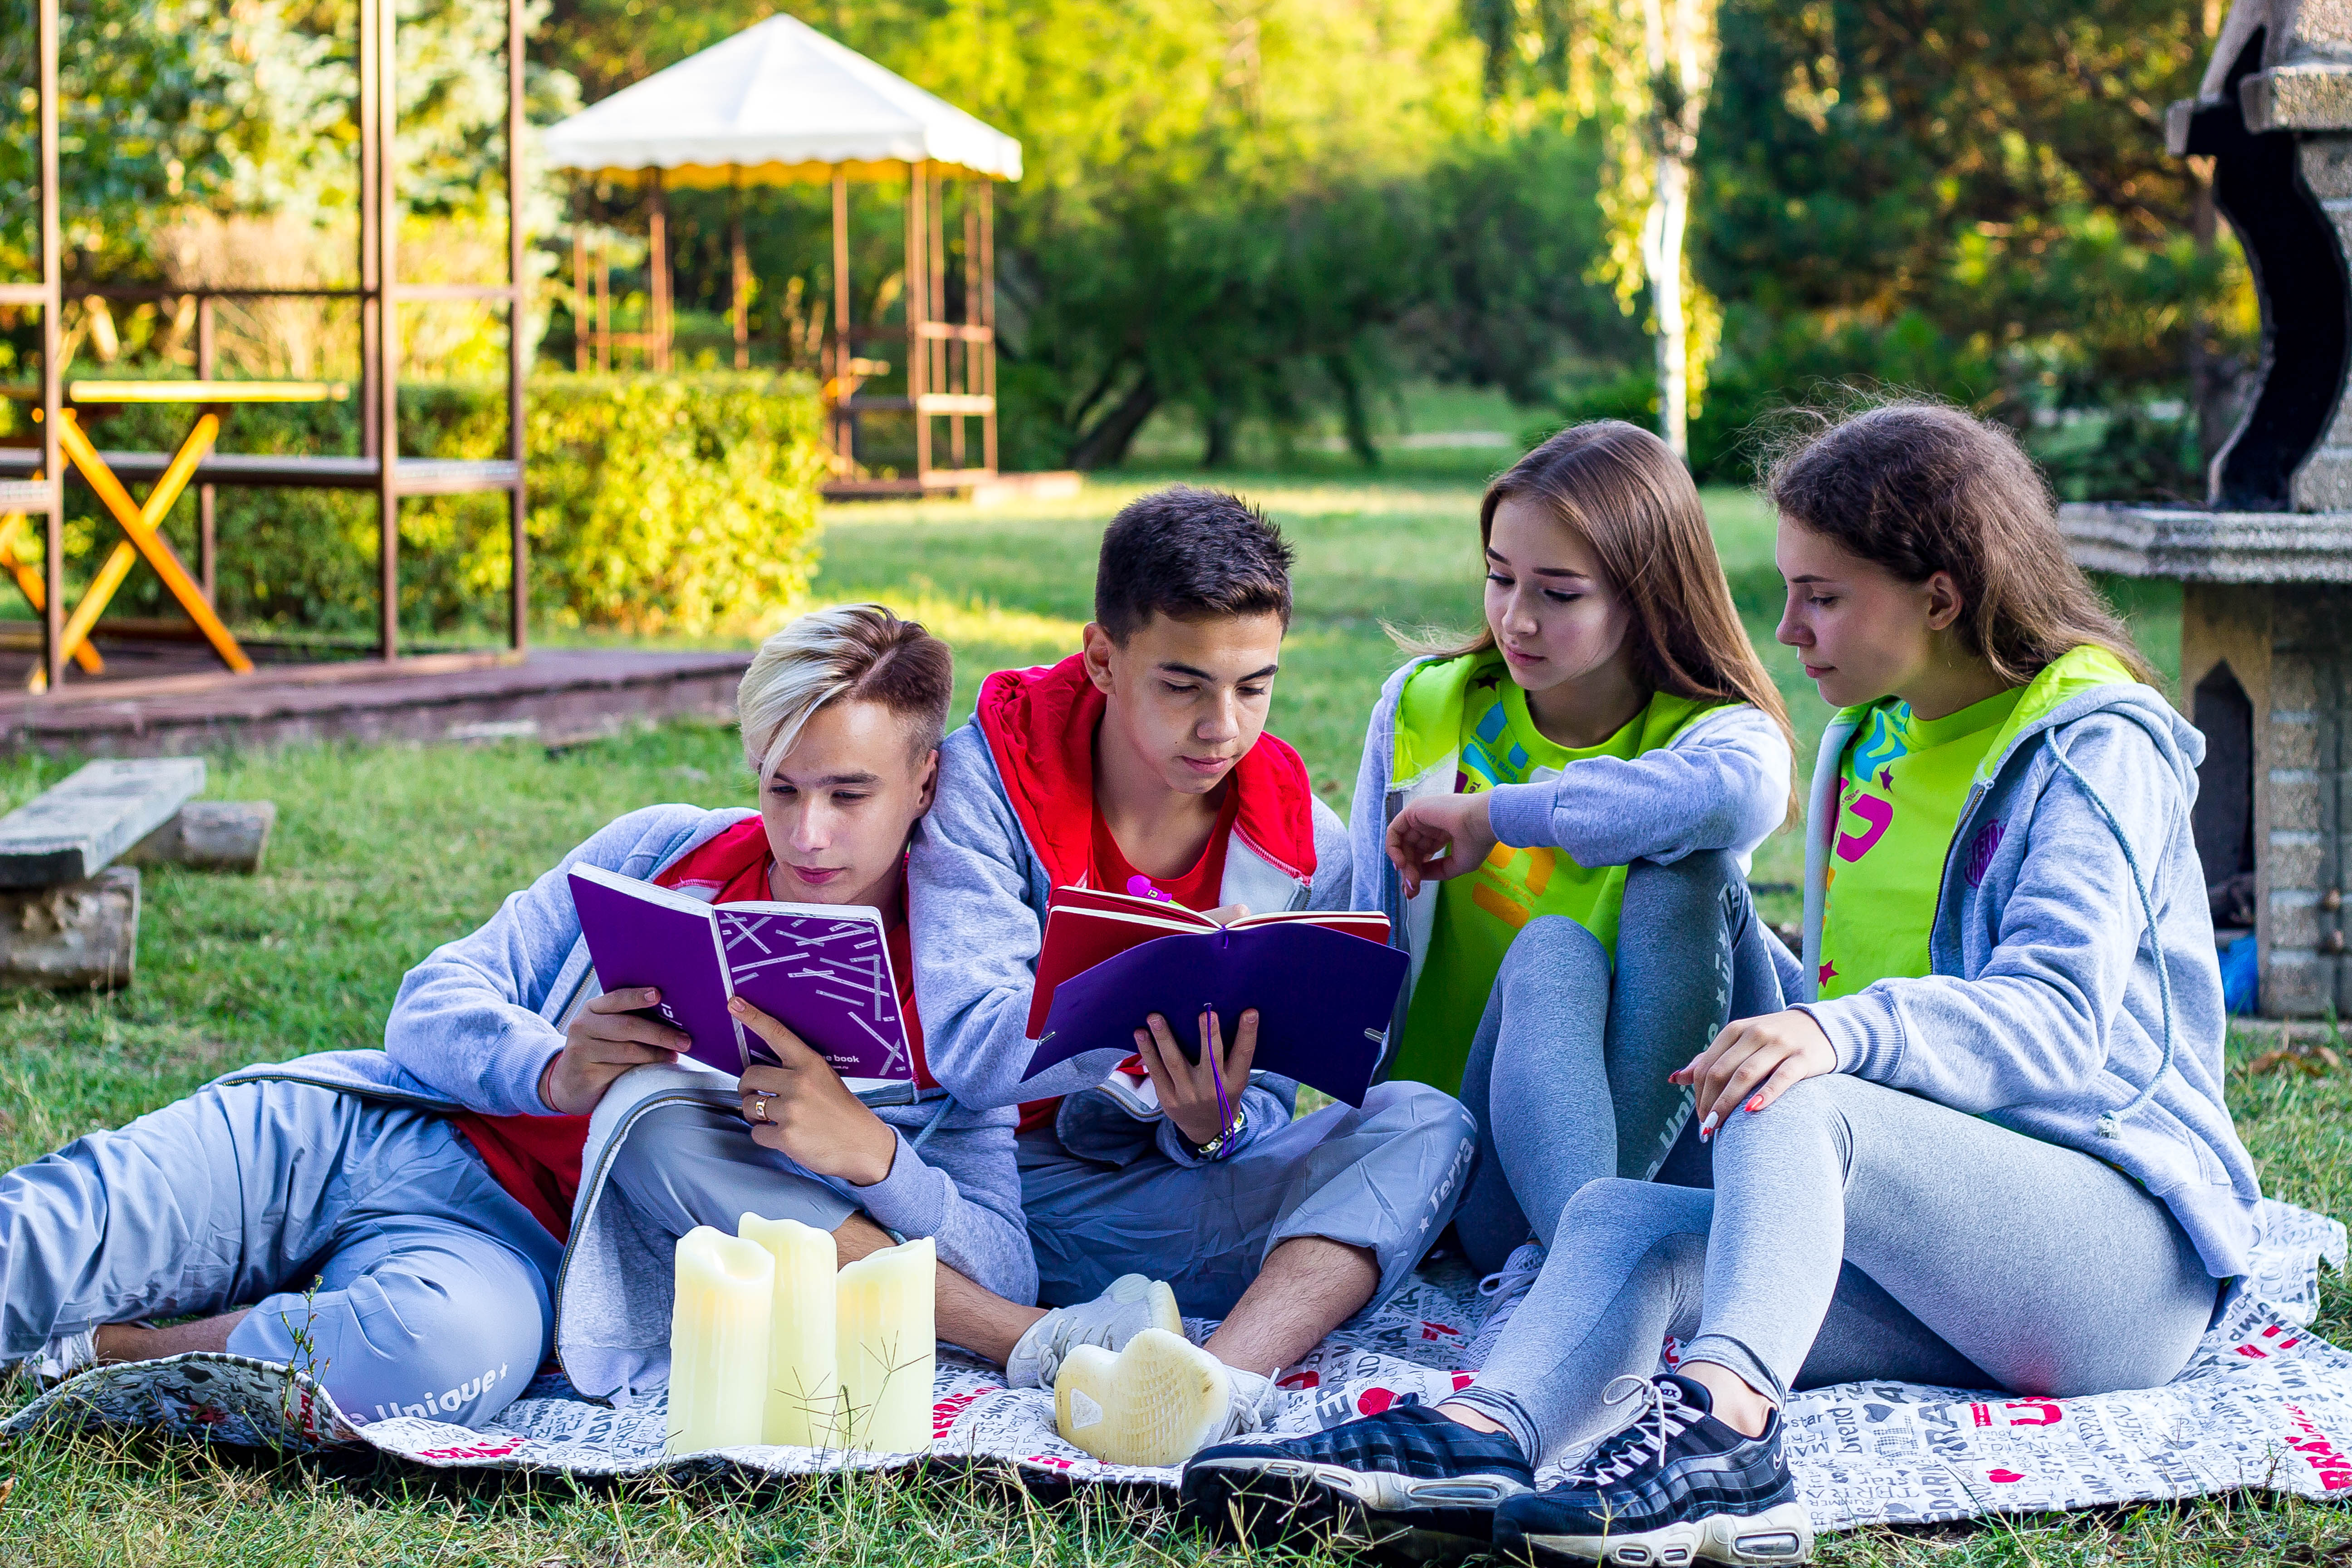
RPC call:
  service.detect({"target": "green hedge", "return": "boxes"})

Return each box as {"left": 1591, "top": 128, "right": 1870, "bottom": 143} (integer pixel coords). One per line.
{"left": 6, "top": 372, "right": 827, "bottom": 639}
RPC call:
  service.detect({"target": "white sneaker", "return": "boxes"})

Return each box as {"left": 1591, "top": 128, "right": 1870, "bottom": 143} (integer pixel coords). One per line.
{"left": 1053, "top": 1327, "right": 1282, "bottom": 1467}
{"left": 15, "top": 1326, "right": 97, "bottom": 1390}
{"left": 1006, "top": 1274, "right": 1182, "bottom": 1389}
{"left": 1461, "top": 1241, "right": 1546, "bottom": 1370}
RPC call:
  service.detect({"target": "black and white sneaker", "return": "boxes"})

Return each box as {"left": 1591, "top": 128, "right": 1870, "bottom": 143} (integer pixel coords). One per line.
{"left": 1182, "top": 1402, "right": 1534, "bottom": 1562}
{"left": 1493, "top": 1374, "right": 1811, "bottom": 1566}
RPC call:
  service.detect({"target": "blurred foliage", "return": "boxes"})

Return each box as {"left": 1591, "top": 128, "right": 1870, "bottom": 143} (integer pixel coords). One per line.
{"left": 0, "top": 0, "right": 578, "bottom": 382}
{"left": 1675, "top": 0, "right": 2256, "bottom": 486}
{"left": 2, "top": 372, "right": 823, "bottom": 637}
{"left": 0, "top": 0, "right": 2261, "bottom": 492}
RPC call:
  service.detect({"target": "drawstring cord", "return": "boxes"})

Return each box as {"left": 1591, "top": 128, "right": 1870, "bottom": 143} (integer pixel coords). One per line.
{"left": 2043, "top": 735, "right": 2177, "bottom": 1137}
{"left": 909, "top": 1093, "right": 956, "bottom": 1153}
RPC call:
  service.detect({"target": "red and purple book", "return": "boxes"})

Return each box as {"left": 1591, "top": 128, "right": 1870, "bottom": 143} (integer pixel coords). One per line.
{"left": 1020, "top": 887, "right": 1406, "bottom": 1107}
{"left": 568, "top": 863, "right": 914, "bottom": 1093}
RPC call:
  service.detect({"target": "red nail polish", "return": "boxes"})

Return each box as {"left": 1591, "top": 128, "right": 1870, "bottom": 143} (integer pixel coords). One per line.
{"left": 1746, "top": 1095, "right": 1763, "bottom": 1113}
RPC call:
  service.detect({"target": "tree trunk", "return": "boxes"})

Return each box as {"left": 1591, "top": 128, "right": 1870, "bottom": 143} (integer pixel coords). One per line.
{"left": 1069, "top": 371, "right": 1160, "bottom": 470}
{"left": 1328, "top": 353, "right": 1380, "bottom": 466}
{"left": 1203, "top": 405, "right": 1236, "bottom": 468}
{"left": 1642, "top": 0, "right": 1715, "bottom": 463}
{"left": 1648, "top": 151, "right": 1691, "bottom": 460}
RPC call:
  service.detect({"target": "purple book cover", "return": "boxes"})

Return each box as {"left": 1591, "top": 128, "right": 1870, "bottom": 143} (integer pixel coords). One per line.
{"left": 568, "top": 865, "right": 914, "bottom": 1086}
{"left": 717, "top": 906, "right": 912, "bottom": 1084}
{"left": 568, "top": 865, "right": 743, "bottom": 1074}
{"left": 1021, "top": 921, "right": 1407, "bottom": 1107}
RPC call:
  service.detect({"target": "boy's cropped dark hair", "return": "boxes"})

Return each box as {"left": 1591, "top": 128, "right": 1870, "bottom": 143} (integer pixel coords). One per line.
{"left": 1094, "top": 486, "right": 1295, "bottom": 642}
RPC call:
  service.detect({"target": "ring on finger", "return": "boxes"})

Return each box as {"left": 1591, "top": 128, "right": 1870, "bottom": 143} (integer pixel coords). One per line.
{"left": 748, "top": 1095, "right": 773, "bottom": 1125}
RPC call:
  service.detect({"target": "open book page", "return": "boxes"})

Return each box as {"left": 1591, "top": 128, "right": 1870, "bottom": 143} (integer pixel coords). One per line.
{"left": 714, "top": 902, "right": 914, "bottom": 1087}
{"left": 1224, "top": 909, "right": 1392, "bottom": 939}
{"left": 568, "top": 863, "right": 745, "bottom": 1075}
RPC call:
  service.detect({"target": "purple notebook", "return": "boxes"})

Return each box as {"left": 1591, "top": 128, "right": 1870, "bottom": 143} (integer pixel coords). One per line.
{"left": 568, "top": 863, "right": 913, "bottom": 1091}
{"left": 1020, "top": 921, "right": 1408, "bottom": 1107}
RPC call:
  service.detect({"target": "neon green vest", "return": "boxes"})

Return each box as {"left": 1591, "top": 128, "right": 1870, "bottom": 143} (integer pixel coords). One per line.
{"left": 1818, "top": 644, "right": 2141, "bottom": 998}
{"left": 1388, "top": 651, "right": 1719, "bottom": 1094}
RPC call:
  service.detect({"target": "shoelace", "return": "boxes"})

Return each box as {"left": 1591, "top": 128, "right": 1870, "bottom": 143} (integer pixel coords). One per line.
{"left": 1563, "top": 1376, "right": 1694, "bottom": 1489}
{"left": 1465, "top": 1246, "right": 1546, "bottom": 1365}
{"left": 1478, "top": 1250, "right": 1544, "bottom": 1301}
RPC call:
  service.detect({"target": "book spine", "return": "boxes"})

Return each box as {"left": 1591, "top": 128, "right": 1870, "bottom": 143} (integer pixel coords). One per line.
{"left": 709, "top": 908, "right": 748, "bottom": 1070}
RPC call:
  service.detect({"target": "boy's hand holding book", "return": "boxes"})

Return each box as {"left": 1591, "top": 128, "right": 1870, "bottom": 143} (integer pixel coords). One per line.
{"left": 731, "top": 994, "right": 898, "bottom": 1187}
{"left": 1135, "top": 1006, "right": 1259, "bottom": 1148}
{"left": 1386, "top": 793, "right": 1499, "bottom": 898}
{"left": 541, "top": 985, "right": 687, "bottom": 1115}
{"left": 1023, "top": 886, "right": 1406, "bottom": 1110}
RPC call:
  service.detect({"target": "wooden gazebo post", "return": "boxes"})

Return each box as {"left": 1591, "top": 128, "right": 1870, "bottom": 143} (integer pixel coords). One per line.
{"left": 36, "top": 0, "right": 62, "bottom": 692}
{"left": 647, "top": 172, "right": 671, "bottom": 374}
{"left": 831, "top": 172, "right": 853, "bottom": 461}
{"left": 819, "top": 160, "right": 998, "bottom": 494}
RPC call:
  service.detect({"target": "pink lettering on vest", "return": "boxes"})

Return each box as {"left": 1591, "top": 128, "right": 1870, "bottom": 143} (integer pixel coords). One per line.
{"left": 1837, "top": 793, "right": 1892, "bottom": 862}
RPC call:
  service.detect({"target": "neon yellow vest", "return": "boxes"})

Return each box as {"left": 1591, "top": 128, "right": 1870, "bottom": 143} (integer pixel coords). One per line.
{"left": 1388, "top": 651, "right": 1719, "bottom": 1094}
{"left": 1818, "top": 645, "right": 2141, "bottom": 998}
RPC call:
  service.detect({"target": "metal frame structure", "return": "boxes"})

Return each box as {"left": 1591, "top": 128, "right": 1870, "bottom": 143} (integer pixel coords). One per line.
{"left": 0, "top": 0, "right": 529, "bottom": 690}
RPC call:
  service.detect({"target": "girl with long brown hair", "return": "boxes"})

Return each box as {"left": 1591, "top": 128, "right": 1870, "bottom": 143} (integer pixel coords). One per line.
{"left": 1186, "top": 401, "right": 2261, "bottom": 1568}
{"left": 1342, "top": 419, "right": 1796, "bottom": 1355}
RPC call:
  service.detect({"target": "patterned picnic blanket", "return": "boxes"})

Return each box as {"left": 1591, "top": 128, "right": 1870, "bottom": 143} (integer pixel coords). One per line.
{"left": 5, "top": 1199, "right": 2347, "bottom": 1531}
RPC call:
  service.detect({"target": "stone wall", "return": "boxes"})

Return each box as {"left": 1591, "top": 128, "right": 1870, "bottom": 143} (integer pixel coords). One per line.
{"left": 2184, "top": 582, "right": 2352, "bottom": 1015}
{"left": 2289, "top": 133, "right": 2352, "bottom": 510}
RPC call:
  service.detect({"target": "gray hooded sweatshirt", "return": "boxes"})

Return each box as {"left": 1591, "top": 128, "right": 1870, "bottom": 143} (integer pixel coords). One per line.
{"left": 1789, "top": 656, "right": 2264, "bottom": 1280}
{"left": 222, "top": 804, "right": 1032, "bottom": 1401}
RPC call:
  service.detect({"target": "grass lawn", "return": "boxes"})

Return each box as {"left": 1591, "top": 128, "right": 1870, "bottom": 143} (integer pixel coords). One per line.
{"left": 0, "top": 471, "right": 2341, "bottom": 1566}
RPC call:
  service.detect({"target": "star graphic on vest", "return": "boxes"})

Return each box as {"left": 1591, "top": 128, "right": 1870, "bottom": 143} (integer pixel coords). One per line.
{"left": 1819, "top": 961, "right": 1838, "bottom": 984}
{"left": 1878, "top": 767, "right": 1894, "bottom": 789}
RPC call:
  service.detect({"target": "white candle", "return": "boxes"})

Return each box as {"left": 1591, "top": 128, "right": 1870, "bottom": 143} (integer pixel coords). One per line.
{"left": 738, "top": 1211, "right": 842, "bottom": 1447}
{"left": 835, "top": 1235, "right": 936, "bottom": 1453}
{"left": 665, "top": 1225, "right": 773, "bottom": 1455}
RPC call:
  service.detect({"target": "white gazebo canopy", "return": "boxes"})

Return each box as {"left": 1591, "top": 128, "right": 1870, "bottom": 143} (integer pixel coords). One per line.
{"left": 542, "top": 14, "right": 1022, "bottom": 187}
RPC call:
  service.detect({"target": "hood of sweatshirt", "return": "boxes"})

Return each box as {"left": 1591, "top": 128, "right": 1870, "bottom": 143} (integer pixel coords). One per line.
{"left": 1972, "top": 644, "right": 2201, "bottom": 789}
{"left": 972, "top": 653, "right": 1320, "bottom": 889}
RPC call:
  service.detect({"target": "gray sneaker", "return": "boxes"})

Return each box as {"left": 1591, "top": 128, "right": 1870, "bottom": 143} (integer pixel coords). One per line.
{"left": 1461, "top": 1242, "right": 1546, "bottom": 1370}
{"left": 15, "top": 1326, "right": 98, "bottom": 1390}
{"left": 1007, "top": 1274, "right": 1183, "bottom": 1389}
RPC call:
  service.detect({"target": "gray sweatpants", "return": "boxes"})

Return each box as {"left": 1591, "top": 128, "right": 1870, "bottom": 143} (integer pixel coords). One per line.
{"left": 1021, "top": 1081, "right": 1479, "bottom": 1318}
{"left": 601, "top": 1101, "right": 863, "bottom": 1240}
{"left": 1448, "top": 1073, "right": 2221, "bottom": 1463}
{"left": 0, "top": 1078, "right": 562, "bottom": 1429}
{"left": 1455, "top": 852, "right": 1784, "bottom": 1274}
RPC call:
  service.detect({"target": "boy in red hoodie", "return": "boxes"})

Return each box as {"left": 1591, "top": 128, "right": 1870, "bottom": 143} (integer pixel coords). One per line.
{"left": 909, "top": 487, "right": 1478, "bottom": 1463}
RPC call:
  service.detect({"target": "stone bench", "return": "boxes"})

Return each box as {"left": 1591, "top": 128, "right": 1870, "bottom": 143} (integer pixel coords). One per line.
{"left": 0, "top": 758, "right": 277, "bottom": 989}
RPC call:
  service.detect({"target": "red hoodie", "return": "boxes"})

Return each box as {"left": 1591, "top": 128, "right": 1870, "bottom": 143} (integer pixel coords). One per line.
{"left": 973, "top": 654, "right": 1323, "bottom": 1131}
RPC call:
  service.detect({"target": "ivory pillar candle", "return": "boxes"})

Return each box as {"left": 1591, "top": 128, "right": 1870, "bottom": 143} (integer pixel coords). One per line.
{"left": 665, "top": 1225, "right": 774, "bottom": 1455}
{"left": 835, "top": 1235, "right": 936, "bottom": 1453}
{"left": 738, "top": 1211, "right": 842, "bottom": 1447}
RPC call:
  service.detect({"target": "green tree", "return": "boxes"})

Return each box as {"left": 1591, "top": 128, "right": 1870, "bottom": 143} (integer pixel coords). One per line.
{"left": 1694, "top": 0, "right": 2254, "bottom": 443}
{"left": 1462, "top": 0, "right": 1724, "bottom": 456}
